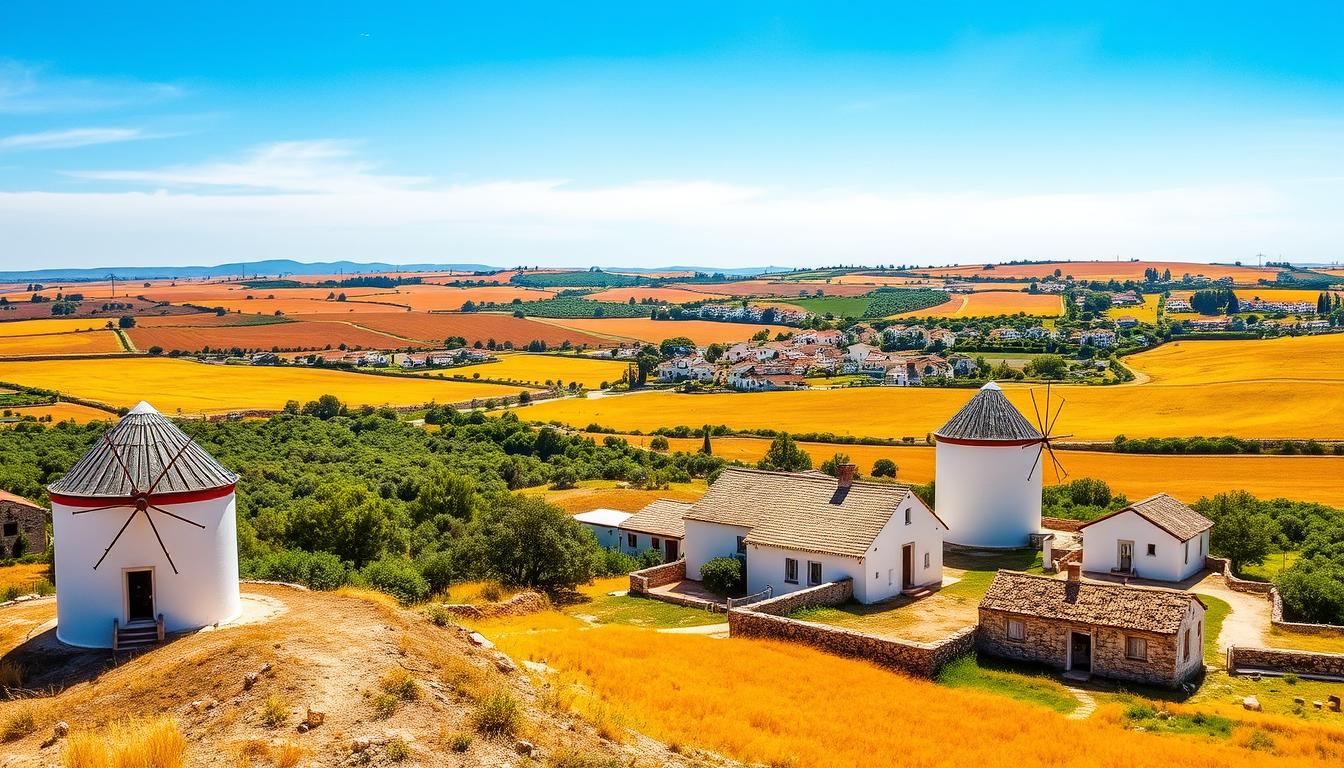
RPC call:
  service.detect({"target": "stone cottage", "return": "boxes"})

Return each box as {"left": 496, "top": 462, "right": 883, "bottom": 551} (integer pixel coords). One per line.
{"left": 977, "top": 565, "right": 1205, "bottom": 687}
{"left": 0, "top": 490, "right": 48, "bottom": 558}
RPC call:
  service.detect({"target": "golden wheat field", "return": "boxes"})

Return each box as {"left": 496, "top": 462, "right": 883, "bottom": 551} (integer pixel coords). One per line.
{"left": 916, "top": 260, "right": 1277, "bottom": 283}
{"left": 0, "top": 318, "right": 116, "bottom": 336}
{"left": 450, "top": 353, "right": 630, "bottom": 388}
{"left": 0, "top": 331, "right": 125, "bottom": 356}
{"left": 0, "top": 358, "right": 526, "bottom": 414}
{"left": 1126, "top": 333, "right": 1344, "bottom": 385}
{"left": 474, "top": 620, "right": 1342, "bottom": 768}
{"left": 0, "top": 402, "right": 114, "bottom": 424}
{"left": 894, "top": 290, "right": 1064, "bottom": 318}
{"left": 532, "top": 317, "right": 790, "bottom": 344}
{"left": 519, "top": 479, "right": 708, "bottom": 512}
{"left": 516, "top": 377, "right": 1344, "bottom": 441}
{"left": 1106, "top": 294, "right": 1162, "bottom": 323}
{"left": 643, "top": 436, "right": 1344, "bottom": 505}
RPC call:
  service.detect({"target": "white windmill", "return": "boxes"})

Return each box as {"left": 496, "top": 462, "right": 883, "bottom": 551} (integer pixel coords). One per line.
{"left": 49, "top": 402, "right": 241, "bottom": 649}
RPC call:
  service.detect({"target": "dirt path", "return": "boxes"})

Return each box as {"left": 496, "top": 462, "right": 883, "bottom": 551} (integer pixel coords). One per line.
{"left": 1194, "top": 575, "right": 1271, "bottom": 652}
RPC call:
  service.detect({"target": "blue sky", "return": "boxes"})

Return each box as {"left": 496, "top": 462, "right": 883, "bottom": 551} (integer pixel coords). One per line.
{"left": 1, "top": 2, "right": 1340, "bottom": 269}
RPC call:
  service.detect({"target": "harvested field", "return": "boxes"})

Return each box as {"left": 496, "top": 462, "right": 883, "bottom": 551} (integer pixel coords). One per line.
{"left": 696, "top": 280, "right": 879, "bottom": 297}
{"left": 893, "top": 290, "right": 1063, "bottom": 318}
{"left": 532, "top": 317, "right": 788, "bottom": 345}
{"left": 584, "top": 286, "right": 735, "bottom": 303}
{"left": 1, "top": 402, "right": 114, "bottom": 425}
{"left": 514, "top": 381, "right": 1344, "bottom": 441}
{"left": 0, "top": 298, "right": 195, "bottom": 321}
{"left": 452, "top": 352, "right": 629, "bottom": 388}
{"left": 829, "top": 274, "right": 937, "bottom": 286}
{"left": 140, "top": 285, "right": 384, "bottom": 303}
{"left": 308, "top": 312, "right": 614, "bottom": 347}
{"left": 376, "top": 284, "right": 558, "bottom": 310}
{"left": 1106, "top": 294, "right": 1161, "bottom": 324}
{"left": 917, "top": 261, "right": 1278, "bottom": 283}
{"left": 125, "top": 320, "right": 415, "bottom": 353}
{"left": 0, "top": 318, "right": 114, "bottom": 336}
{"left": 1127, "top": 334, "right": 1344, "bottom": 385}
{"left": 0, "top": 357, "right": 526, "bottom": 414}
{"left": 133, "top": 312, "right": 291, "bottom": 328}
{"left": 0, "top": 330, "right": 124, "bottom": 356}
{"left": 518, "top": 479, "right": 708, "bottom": 513}
{"left": 646, "top": 436, "right": 1344, "bottom": 507}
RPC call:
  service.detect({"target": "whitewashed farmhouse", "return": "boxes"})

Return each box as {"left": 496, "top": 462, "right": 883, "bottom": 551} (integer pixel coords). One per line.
{"left": 1078, "top": 494, "right": 1213, "bottom": 582}
{"left": 575, "top": 500, "right": 689, "bottom": 561}
{"left": 573, "top": 508, "right": 631, "bottom": 551}
{"left": 681, "top": 466, "right": 945, "bottom": 603}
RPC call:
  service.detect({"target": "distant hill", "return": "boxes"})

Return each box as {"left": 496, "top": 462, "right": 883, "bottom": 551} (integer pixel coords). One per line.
{"left": 0, "top": 260, "right": 497, "bottom": 282}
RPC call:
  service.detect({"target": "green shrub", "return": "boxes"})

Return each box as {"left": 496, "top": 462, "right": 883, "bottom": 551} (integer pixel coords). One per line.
{"left": 635, "top": 548, "right": 663, "bottom": 569}
{"left": 594, "top": 547, "right": 640, "bottom": 577}
{"left": 472, "top": 691, "right": 522, "bottom": 737}
{"left": 699, "top": 557, "right": 743, "bottom": 596}
{"left": 241, "top": 549, "right": 349, "bottom": 590}
{"left": 426, "top": 605, "right": 453, "bottom": 627}
{"left": 361, "top": 558, "right": 430, "bottom": 604}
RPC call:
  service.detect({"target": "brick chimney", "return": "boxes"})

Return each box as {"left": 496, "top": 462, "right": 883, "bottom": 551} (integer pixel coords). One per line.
{"left": 836, "top": 463, "right": 857, "bottom": 488}
{"left": 1066, "top": 561, "right": 1081, "bottom": 583}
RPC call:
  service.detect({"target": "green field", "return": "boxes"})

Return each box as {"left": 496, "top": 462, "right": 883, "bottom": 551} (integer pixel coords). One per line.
{"left": 781, "top": 296, "right": 875, "bottom": 318}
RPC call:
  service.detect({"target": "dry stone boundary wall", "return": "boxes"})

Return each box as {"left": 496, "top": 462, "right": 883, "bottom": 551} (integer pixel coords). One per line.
{"left": 1230, "top": 646, "right": 1344, "bottom": 678}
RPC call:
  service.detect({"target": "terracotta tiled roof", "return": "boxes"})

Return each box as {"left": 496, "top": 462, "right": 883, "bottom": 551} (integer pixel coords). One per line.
{"left": 620, "top": 499, "right": 690, "bottom": 538}
{"left": 980, "top": 571, "right": 1202, "bottom": 635}
{"left": 0, "top": 489, "right": 43, "bottom": 509}
{"left": 48, "top": 401, "right": 237, "bottom": 499}
{"left": 935, "top": 382, "right": 1043, "bottom": 442}
{"left": 1080, "top": 493, "right": 1213, "bottom": 542}
{"left": 684, "top": 467, "right": 933, "bottom": 558}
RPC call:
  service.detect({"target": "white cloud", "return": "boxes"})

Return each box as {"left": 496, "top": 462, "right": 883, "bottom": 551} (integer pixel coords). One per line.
{"left": 0, "top": 60, "right": 182, "bottom": 113}
{"left": 69, "top": 140, "right": 428, "bottom": 193}
{"left": 0, "top": 127, "right": 151, "bottom": 151}
{"left": 5, "top": 140, "right": 1339, "bottom": 267}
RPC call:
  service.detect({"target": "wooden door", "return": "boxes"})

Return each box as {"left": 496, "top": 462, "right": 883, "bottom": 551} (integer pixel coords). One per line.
{"left": 901, "top": 544, "right": 914, "bottom": 589}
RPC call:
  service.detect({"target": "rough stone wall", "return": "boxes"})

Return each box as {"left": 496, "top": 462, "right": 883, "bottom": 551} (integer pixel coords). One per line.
{"left": 977, "top": 608, "right": 1189, "bottom": 687}
{"left": 628, "top": 559, "right": 685, "bottom": 594}
{"left": 1270, "top": 589, "right": 1344, "bottom": 637}
{"left": 1231, "top": 646, "right": 1344, "bottom": 677}
{"left": 0, "top": 499, "right": 47, "bottom": 557}
{"left": 727, "top": 580, "right": 974, "bottom": 678}
{"left": 1204, "top": 556, "right": 1274, "bottom": 594}
{"left": 441, "top": 591, "right": 549, "bottom": 620}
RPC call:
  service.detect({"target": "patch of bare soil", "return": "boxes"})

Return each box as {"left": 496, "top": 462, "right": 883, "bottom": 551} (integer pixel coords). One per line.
{"left": 0, "top": 585, "right": 738, "bottom": 767}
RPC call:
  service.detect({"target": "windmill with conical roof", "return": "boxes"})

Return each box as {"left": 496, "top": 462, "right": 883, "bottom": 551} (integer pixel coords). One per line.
{"left": 49, "top": 402, "right": 241, "bottom": 649}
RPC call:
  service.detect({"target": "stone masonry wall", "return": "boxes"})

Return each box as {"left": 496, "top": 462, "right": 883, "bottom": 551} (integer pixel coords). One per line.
{"left": 1271, "top": 589, "right": 1344, "bottom": 637}
{"left": 1041, "top": 517, "right": 1086, "bottom": 533}
{"left": 727, "top": 580, "right": 976, "bottom": 678}
{"left": 1204, "top": 556, "right": 1274, "bottom": 594}
{"left": 0, "top": 498, "right": 47, "bottom": 557}
{"left": 628, "top": 559, "right": 685, "bottom": 593}
{"left": 1231, "top": 646, "right": 1344, "bottom": 678}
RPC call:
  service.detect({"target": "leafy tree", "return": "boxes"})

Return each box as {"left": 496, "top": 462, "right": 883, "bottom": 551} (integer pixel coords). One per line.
{"left": 409, "top": 470, "right": 476, "bottom": 524}
{"left": 649, "top": 436, "right": 669, "bottom": 451}
{"left": 301, "top": 394, "right": 345, "bottom": 420}
{"left": 659, "top": 337, "right": 696, "bottom": 355}
{"left": 1275, "top": 564, "right": 1344, "bottom": 625}
{"left": 871, "top": 458, "right": 898, "bottom": 478}
{"left": 757, "top": 433, "right": 811, "bottom": 472}
{"left": 1196, "top": 491, "right": 1277, "bottom": 572}
{"left": 478, "top": 495, "right": 595, "bottom": 589}
{"left": 361, "top": 557, "right": 429, "bottom": 604}
{"left": 704, "top": 343, "right": 725, "bottom": 363}
{"left": 700, "top": 425, "right": 712, "bottom": 455}
{"left": 1025, "top": 354, "right": 1067, "bottom": 379}
{"left": 819, "top": 452, "right": 851, "bottom": 476}
{"left": 284, "top": 480, "right": 400, "bottom": 567}
{"left": 118, "top": 315, "right": 136, "bottom": 328}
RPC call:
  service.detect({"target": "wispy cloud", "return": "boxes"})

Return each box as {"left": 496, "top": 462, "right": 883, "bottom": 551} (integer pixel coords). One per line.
{"left": 0, "top": 60, "right": 183, "bottom": 113}
{"left": 68, "top": 140, "right": 428, "bottom": 193}
{"left": 0, "top": 127, "right": 155, "bottom": 151}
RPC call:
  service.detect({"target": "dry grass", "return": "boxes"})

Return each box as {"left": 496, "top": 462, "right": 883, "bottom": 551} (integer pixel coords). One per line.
{"left": 0, "top": 318, "right": 114, "bottom": 336}
{"left": 916, "top": 261, "right": 1277, "bottom": 282}
{"left": 531, "top": 317, "right": 790, "bottom": 345}
{"left": 0, "top": 563, "right": 52, "bottom": 593}
{"left": 518, "top": 479, "right": 708, "bottom": 513}
{"left": 453, "top": 352, "right": 629, "bottom": 388}
{"left": 517, "top": 380, "right": 1344, "bottom": 441}
{"left": 308, "top": 312, "right": 613, "bottom": 347}
{"left": 270, "top": 740, "right": 304, "bottom": 768}
{"left": 62, "top": 717, "right": 187, "bottom": 768}
{"left": 0, "top": 331, "right": 123, "bottom": 356}
{"left": 1107, "top": 294, "right": 1162, "bottom": 324}
{"left": 892, "top": 291, "right": 1064, "bottom": 318}
{"left": 0, "top": 357, "right": 525, "bottom": 414}
{"left": 1127, "top": 333, "right": 1344, "bottom": 386}
{"left": 176, "top": 298, "right": 399, "bottom": 317}
{"left": 125, "top": 320, "right": 415, "bottom": 353}
{"left": 490, "top": 624, "right": 1344, "bottom": 768}
{"left": 1, "top": 402, "right": 114, "bottom": 425}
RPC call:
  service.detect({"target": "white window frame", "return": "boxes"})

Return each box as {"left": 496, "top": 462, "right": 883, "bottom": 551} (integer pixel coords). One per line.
{"left": 807, "top": 561, "right": 822, "bottom": 586}
{"left": 1006, "top": 618, "right": 1025, "bottom": 642}
{"left": 784, "top": 558, "right": 798, "bottom": 584}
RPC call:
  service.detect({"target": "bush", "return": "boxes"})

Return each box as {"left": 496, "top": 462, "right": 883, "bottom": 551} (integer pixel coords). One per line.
{"left": 242, "top": 549, "right": 349, "bottom": 590}
{"left": 472, "top": 691, "right": 522, "bottom": 737}
{"left": 385, "top": 737, "right": 411, "bottom": 761}
{"left": 870, "top": 458, "right": 898, "bottom": 478}
{"left": 635, "top": 548, "right": 663, "bottom": 569}
{"left": 650, "top": 436, "right": 669, "bottom": 451}
{"left": 699, "top": 557, "right": 743, "bottom": 596}
{"left": 448, "top": 732, "right": 472, "bottom": 752}
{"left": 258, "top": 694, "right": 289, "bottom": 728}
{"left": 1276, "top": 564, "right": 1344, "bottom": 625}
{"left": 594, "top": 547, "right": 640, "bottom": 577}
{"left": 361, "top": 558, "right": 430, "bottom": 604}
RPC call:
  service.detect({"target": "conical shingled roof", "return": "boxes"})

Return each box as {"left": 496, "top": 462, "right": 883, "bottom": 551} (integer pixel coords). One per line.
{"left": 935, "top": 382, "right": 1043, "bottom": 443}
{"left": 48, "top": 401, "right": 237, "bottom": 499}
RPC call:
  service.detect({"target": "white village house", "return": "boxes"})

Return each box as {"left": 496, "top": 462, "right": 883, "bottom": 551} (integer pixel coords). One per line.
{"left": 1078, "top": 493, "right": 1213, "bottom": 582}
{"left": 681, "top": 466, "right": 946, "bottom": 604}
{"left": 572, "top": 508, "right": 632, "bottom": 552}
{"left": 575, "top": 500, "right": 689, "bottom": 561}
{"left": 49, "top": 402, "right": 241, "bottom": 649}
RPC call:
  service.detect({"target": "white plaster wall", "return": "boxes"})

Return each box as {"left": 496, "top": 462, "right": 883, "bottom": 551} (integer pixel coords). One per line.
{"left": 745, "top": 545, "right": 861, "bottom": 600}
{"left": 935, "top": 440, "right": 1042, "bottom": 548}
{"left": 53, "top": 495, "right": 240, "bottom": 648}
{"left": 860, "top": 498, "right": 945, "bottom": 603}
{"left": 682, "top": 519, "right": 749, "bottom": 581}
{"left": 580, "top": 522, "right": 624, "bottom": 552}
{"left": 1080, "top": 511, "right": 1202, "bottom": 582}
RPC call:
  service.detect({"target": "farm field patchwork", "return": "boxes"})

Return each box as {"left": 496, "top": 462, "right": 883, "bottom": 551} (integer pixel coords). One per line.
{"left": 181, "top": 297, "right": 402, "bottom": 316}
{"left": 309, "top": 312, "right": 614, "bottom": 347}
{"left": 1125, "top": 333, "right": 1344, "bottom": 385}
{"left": 687, "top": 280, "right": 880, "bottom": 297}
{"left": 893, "top": 290, "right": 1064, "bottom": 318}
{"left": 133, "top": 312, "right": 291, "bottom": 328}
{"left": 125, "top": 320, "right": 416, "bottom": 353}
{"left": 451, "top": 352, "right": 631, "bottom": 388}
{"left": 0, "top": 357, "right": 525, "bottom": 414}
{"left": 515, "top": 380, "right": 1344, "bottom": 441}
{"left": 531, "top": 317, "right": 789, "bottom": 344}
{"left": 369, "top": 284, "right": 559, "bottom": 310}
{"left": 583, "top": 286, "right": 735, "bottom": 303}
{"left": 0, "top": 330, "right": 125, "bottom": 356}
{"left": 915, "top": 260, "right": 1278, "bottom": 283}
{"left": 644, "top": 436, "right": 1344, "bottom": 506}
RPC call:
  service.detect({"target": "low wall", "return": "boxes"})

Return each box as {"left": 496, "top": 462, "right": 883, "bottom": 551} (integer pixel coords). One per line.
{"left": 629, "top": 559, "right": 685, "bottom": 593}
{"left": 1230, "top": 646, "right": 1344, "bottom": 679}
{"left": 1271, "top": 589, "right": 1344, "bottom": 637}
{"left": 1204, "top": 556, "right": 1274, "bottom": 594}
{"left": 441, "top": 591, "right": 549, "bottom": 620}
{"left": 1041, "top": 517, "right": 1086, "bottom": 533}
{"left": 727, "top": 580, "right": 975, "bottom": 678}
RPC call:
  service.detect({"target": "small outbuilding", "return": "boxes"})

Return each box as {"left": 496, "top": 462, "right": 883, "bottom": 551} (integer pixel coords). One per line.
{"left": 977, "top": 566, "right": 1206, "bottom": 687}
{"left": 0, "top": 490, "right": 48, "bottom": 558}
{"left": 618, "top": 499, "right": 689, "bottom": 562}
{"left": 573, "top": 508, "right": 632, "bottom": 552}
{"left": 49, "top": 401, "right": 241, "bottom": 649}
{"left": 1078, "top": 493, "right": 1212, "bottom": 582}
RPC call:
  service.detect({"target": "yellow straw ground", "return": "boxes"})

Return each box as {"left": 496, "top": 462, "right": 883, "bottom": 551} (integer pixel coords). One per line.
{"left": 451, "top": 352, "right": 630, "bottom": 388}
{"left": 0, "top": 357, "right": 526, "bottom": 415}
{"left": 1, "top": 402, "right": 114, "bottom": 425}
{"left": 0, "top": 331, "right": 125, "bottom": 356}
{"left": 0, "top": 318, "right": 116, "bottom": 336}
